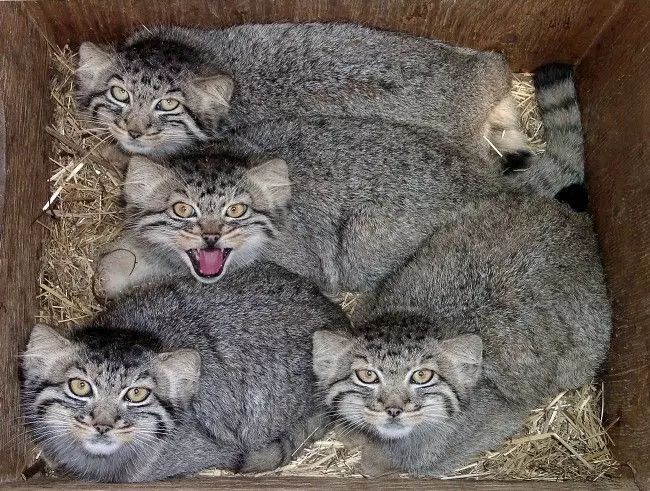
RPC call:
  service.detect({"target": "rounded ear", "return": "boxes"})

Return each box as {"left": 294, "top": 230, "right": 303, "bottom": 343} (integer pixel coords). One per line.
{"left": 245, "top": 158, "right": 291, "bottom": 208}
{"left": 76, "top": 42, "right": 116, "bottom": 93}
{"left": 153, "top": 349, "right": 201, "bottom": 402}
{"left": 124, "top": 156, "right": 178, "bottom": 206}
{"left": 440, "top": 334, "right": 483, "bottom": 365}
{"left": 438, "top": 334, "right": 483, "bottom": 389}
{"left": 23, "top": 325, "right": 73, "bottom": 377}
{"left": 312, "top": 330, "right": 352, "bottom": 384}
{"left": 191, "top": 74, "right": 234, "bottom": 113}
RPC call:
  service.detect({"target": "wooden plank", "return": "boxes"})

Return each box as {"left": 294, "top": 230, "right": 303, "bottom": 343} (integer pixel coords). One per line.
{"left": 24, "top": 0, "right": 622, "bottom": 71}
{"left": 576, "top": 0, "right": 650, "bottom": 489}
{"left": 0, "top": 2, "right": 52, "bottom": 481}
{"left": 0, "top": 476, "right": 637, "bottom": 490}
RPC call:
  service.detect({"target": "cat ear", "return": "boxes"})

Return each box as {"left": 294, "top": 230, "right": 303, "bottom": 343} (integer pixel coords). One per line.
{"left": 312, "top": 330, "right": 352, "bottom": 384}
{"left": 77, "top": 42, "right": 116, "bottom": 93}
{"left": 438, "top": 334, "right": 483, "bottom": 387}
{"left": 124, "top": 156, "right": 178, "bottom": 207}
{"left": 191, "top": 75, "right": 234, "bottom": 113}
{"left": 153, "top": 349, "right": 201, "bottom": 402}
{"left": 23, "top": 324, "right": 73, "bottom": 377}
{"left": 246, "top": 158, "right": 291, "bottom": 209}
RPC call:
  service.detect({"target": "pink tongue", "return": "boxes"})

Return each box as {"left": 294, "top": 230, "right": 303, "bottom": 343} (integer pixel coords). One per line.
{"left": 198, "top": 249, "right": 225, "bottom": 276}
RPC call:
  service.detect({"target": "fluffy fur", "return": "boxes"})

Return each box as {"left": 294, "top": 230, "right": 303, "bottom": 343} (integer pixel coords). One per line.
{"left": 96, "top": 118, "right": 514, "bottom": 298}
{"left": 22, "top": 264, "right": 348, "bottom": 482}
{"left": 313, "top": 193, "right": 611, "bottom": 475}
{"left": 76, "top": 22, "right": 527, "bottom": 160}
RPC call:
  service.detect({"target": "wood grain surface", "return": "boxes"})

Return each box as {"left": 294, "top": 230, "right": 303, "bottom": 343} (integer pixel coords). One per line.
{"left": 0, "top": 2, "right": 52, "bottom": 481}
{"left": 577, "top": 0, "right": 650, "bottom": 489}
{"left": 0, "top": 475, "right": 637, "bottom": 490}
{"left": 25, "top": 0, "right": 622, "bottom": 71}
{"left": 1, "top": 0, "right": 649, "bottom": 487}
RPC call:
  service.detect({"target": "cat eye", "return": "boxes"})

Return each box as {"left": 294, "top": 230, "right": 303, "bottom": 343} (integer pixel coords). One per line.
{"left": 355, "top": 369, "right": 379, "bottom": 384}
{"left": 68, "top": 378, "right": 93, "bottom": 397}
{"left": 124, "top": 387, "right": 151, "bottom": 404}
{"left": 110, "top": 86, "right": 130, "bottom": 103}
{"left": 172, "top": 202, "right": 196, "bottom": 219}
{"left": 410, "top": 369, "right": 434, "bottom": 384}
{"left": 225, "top": 203, "right": 248, "bottom": 219}
{"left": 156, "top": 98, "right": 180, "bottom": 111}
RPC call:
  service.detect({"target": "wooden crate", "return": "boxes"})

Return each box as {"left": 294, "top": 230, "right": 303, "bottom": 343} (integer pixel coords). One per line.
{"left": 0, "top": 1, "right": 647, "bottom": 488}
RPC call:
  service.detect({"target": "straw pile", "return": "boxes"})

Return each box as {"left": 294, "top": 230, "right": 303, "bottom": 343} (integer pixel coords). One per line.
{"left": 35, "top": 45, "right": 619, "bottom": 482}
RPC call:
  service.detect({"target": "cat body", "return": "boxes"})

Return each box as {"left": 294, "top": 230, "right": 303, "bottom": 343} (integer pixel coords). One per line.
{"left": 22, "top": 264, "right": 348, "bottom": 481}
{"left": 76, "top": 22, "right": 527, "bottom": 159}
{"left": 313, "top": 193, "right": 611, "bottom": 475}
{"left": 97, "top": 118, "right": 512, "bottom": 299}
{"left": 94, "top": 63, "right": 586, "bottom": 299}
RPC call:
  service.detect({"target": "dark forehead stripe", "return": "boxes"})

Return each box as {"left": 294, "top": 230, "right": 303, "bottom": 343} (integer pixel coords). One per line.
{"left": 121, "top": 38, "right": 203, "bottom": 75}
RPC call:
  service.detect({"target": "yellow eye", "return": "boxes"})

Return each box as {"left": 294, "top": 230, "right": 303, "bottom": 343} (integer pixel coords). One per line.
{"left": 110, "top": 86, "right": 130, "bottom": 103}
{"left": 410, "top": 369, "right": 434, "bottom": 384}
{"left": 225, "top": 203, "right": 247, "bottom": 218}
{"left": 69, "top": 378, "right": 93, "bottom": 397}
{"left": 172, "top": 202, "right": 196, "bottom": 218}
{"left": 355, "top": 369, "right": 379, "bottom": 384}
{"left": 156, "top": 98, "right": 180, "bottom": 111}
{"left": 124, "top": 387, "right": 151, "bottom": 404}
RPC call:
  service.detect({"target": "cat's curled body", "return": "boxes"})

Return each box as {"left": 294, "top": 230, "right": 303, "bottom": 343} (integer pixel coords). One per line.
{"left": 313, "top": 194, "right": 611, "bottom": 475}
{"left": 22, "top": 264, "right": 349, "bottom": 482}
{"left": 96, "top": 63, "right": 586, "bottom": 299}
{"left": 96, "top": 118, "right": 513, "bottom": 299}
{"left": 76, "top": 23, "right": 527, "bottom": 160}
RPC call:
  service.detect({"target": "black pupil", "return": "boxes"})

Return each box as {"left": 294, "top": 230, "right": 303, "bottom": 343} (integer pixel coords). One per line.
{"left": 79, "top": 382, "right": 85, "bottom": 388}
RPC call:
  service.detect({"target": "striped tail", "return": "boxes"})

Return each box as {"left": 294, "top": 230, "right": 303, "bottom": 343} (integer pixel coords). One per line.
{"left": 513, "top": 64, "right": 588, "bottom": 211}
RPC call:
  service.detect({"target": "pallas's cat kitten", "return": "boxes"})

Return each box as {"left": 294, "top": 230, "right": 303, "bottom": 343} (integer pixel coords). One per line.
{"left": 22, "top": 264, "right": 348, "bottom": 482}
{"left": 314, "top": 194, "right": 611, "bottom": 476}
{"left": 96, "top": 118, "right": 513, "bottom": 299}
{"left": 97, "top": 61, "right": 586, "bottom": 299}
{"left": 76, "top": 23, "right": 528, "bottom": 161}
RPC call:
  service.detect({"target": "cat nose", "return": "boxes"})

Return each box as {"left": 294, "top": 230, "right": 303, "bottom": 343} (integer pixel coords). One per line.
{"left": 203, "top": 234, "right": 220, "bottom": 248}
{"left": 128, "top": 129, "right": 143, "bottom": 139}
{"left": 94, "top": 424, "right": 113, "bottom": 435}
{"left": 386, "top": 407, "right": 403, "bottom": 418}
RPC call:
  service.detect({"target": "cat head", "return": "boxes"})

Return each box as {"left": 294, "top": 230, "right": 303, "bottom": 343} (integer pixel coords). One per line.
{"left": 119, "top": 154, "right": 290, "bottom": 283}
{"left": 76, "top": 38, "right": 233, "bottom": 156}
{"left": 21, "top": 324, "right": 200, "bottom": 480}
{"left": 313, "top": 315, "right": 482, "bottom": 441}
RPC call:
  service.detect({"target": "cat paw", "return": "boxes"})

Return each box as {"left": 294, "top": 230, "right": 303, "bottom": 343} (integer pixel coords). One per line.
{"left": 239, "top": 441, "right": 286, "bottom": 473}
{"left": 98, "top": 142, "right": 131, "bottom": 171}
{"left": 93, "top": 248, "right": 139, "bottom": 301}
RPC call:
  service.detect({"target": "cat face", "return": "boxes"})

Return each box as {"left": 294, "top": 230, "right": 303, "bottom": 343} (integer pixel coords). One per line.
{"left": 21, "top": 325, "right": 200, "bottom": 478}
{"left": 120, "top": 155, "right": 290, "bottom": 283}
{"left": 76, "top": 40, "right": 233, "bottom": 156}
{"left": 313, "top": 319, "right": 482, "bottom": 441}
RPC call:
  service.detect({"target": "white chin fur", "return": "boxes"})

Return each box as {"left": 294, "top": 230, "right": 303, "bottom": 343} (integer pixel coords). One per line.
{"left": 82, "top": 438, "right": 122, "bottom": 456}
{"left": 375, "top": 424, "right": 413, "bottom": 440}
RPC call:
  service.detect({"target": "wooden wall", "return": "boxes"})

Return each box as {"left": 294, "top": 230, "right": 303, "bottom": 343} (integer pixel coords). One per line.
{"left": 25, "top": 0, "right": 623, "bottom": 71}
{"left": 577, "top": 0, "right": 650, "bottom": 488}
{"left": 0, "top": 3, "right": 52, "bottom": 480}
{"left": 0, "top": 0, "right": 648, "bottom": 486}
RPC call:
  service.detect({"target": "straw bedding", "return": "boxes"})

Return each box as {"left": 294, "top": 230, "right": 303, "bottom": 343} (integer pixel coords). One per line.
{"left": 33, "top": 45, "right": 619, "bottom": 482}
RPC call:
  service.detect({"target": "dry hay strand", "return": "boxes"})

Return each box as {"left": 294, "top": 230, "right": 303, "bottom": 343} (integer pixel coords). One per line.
{"left": 38, "top": 46, "right": 124, "bottom": 328}
{"left": 37, "top": 44, "right": 618, "bottom": 482}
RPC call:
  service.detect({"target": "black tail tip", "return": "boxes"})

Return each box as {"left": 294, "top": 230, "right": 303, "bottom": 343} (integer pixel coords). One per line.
{"left": 502, "top": 150, "right": 533, "bottom": 173}
{"left": 533, "top": 63, "right": 575, "bottom": 90}
{"left": 555, "top": 183, "right": 589, "bottom": 212}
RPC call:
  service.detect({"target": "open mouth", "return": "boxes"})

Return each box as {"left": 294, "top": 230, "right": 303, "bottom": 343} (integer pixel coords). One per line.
{"left": 186, "top": 248, "right": 232, "bottom": 278}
